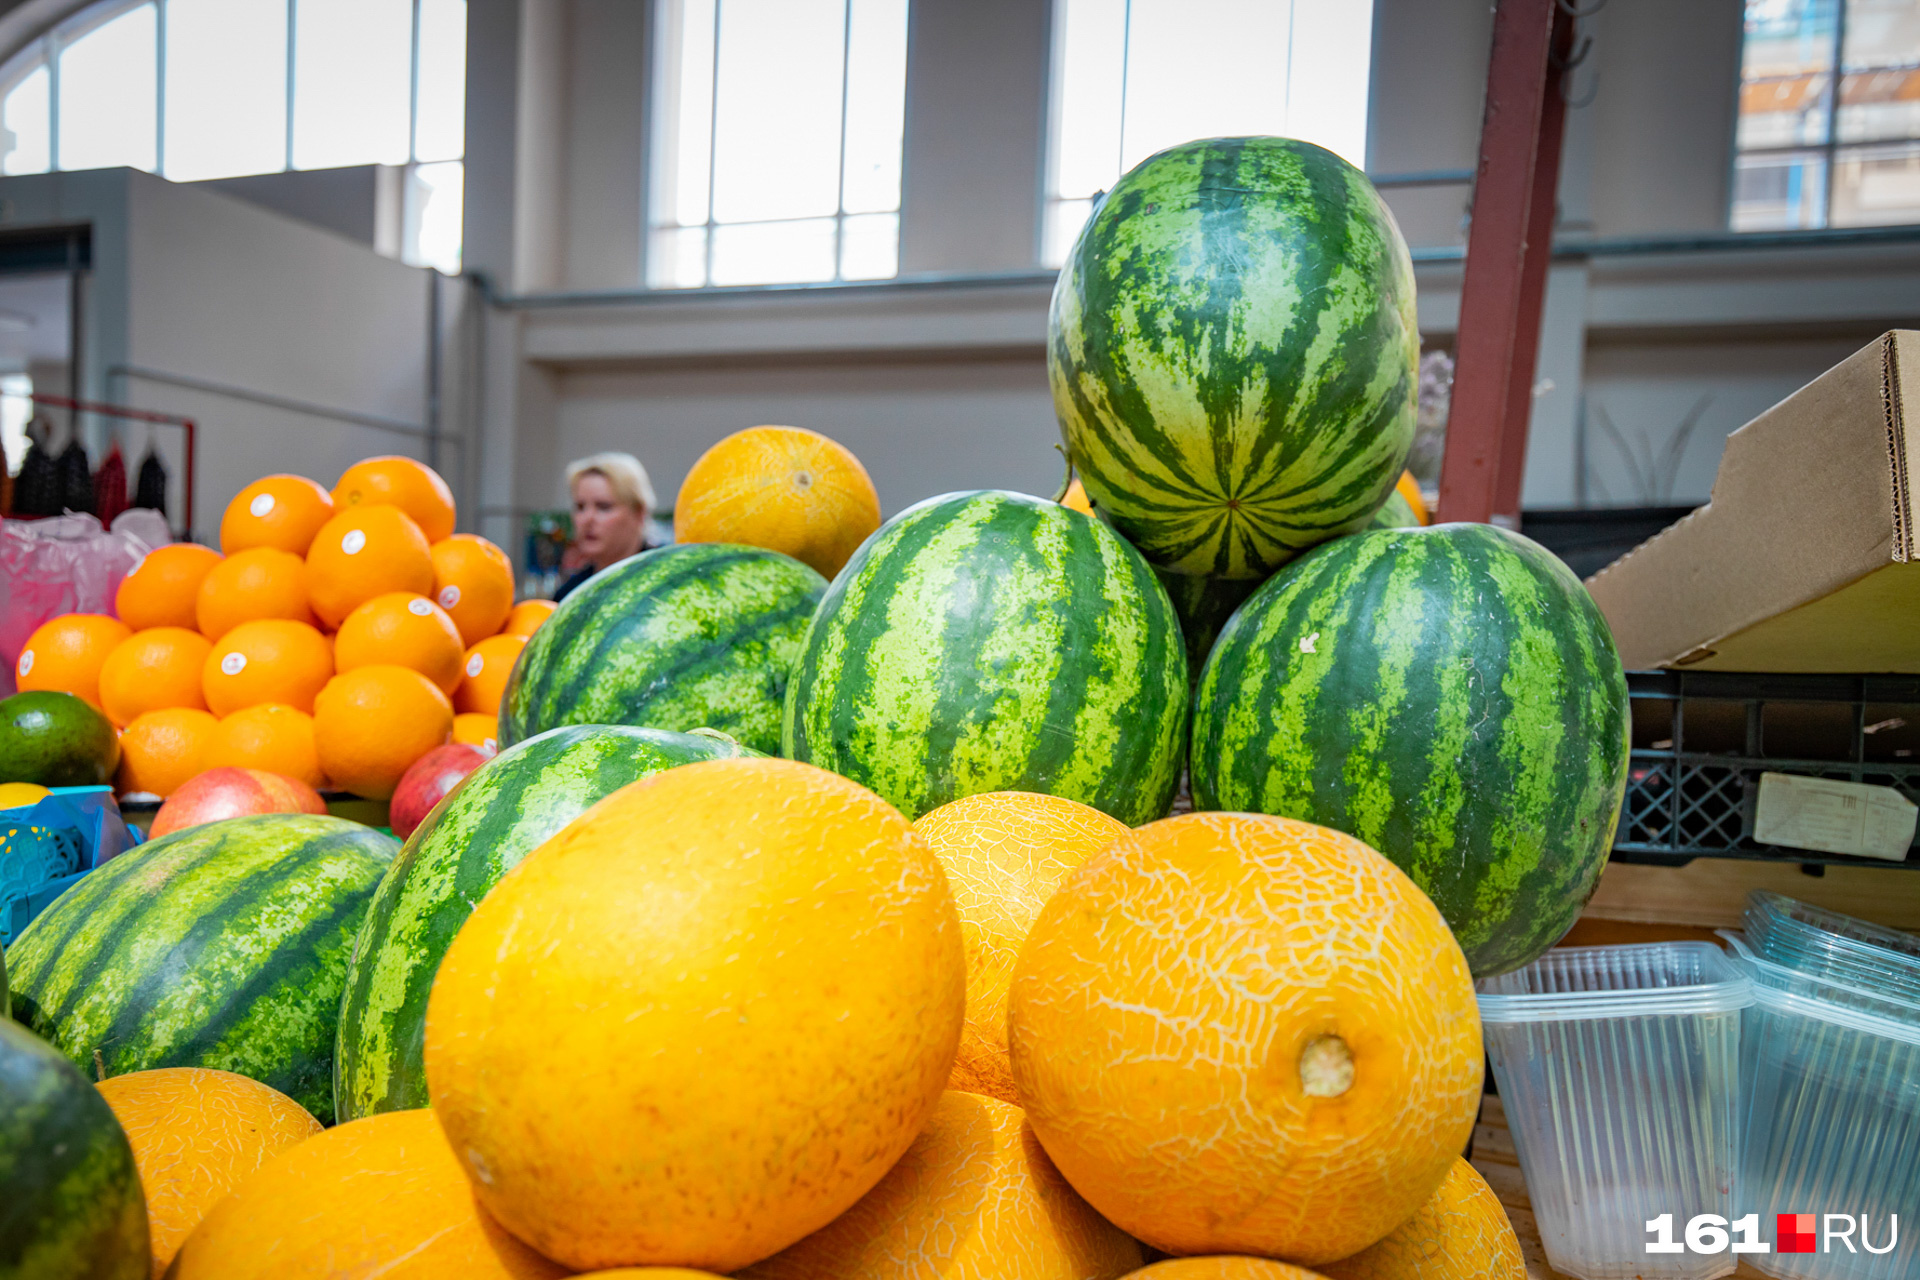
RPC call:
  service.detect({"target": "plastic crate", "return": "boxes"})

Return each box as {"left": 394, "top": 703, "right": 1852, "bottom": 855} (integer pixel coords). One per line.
{"left": 1615, "top": 671, "right": 1920, "bottom": 867}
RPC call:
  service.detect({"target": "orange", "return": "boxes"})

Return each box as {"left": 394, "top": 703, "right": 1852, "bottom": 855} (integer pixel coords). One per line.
{"left": 115, "top": 543, "right": 223, "bottom": 631}
{"left": 911, "top": 791, "right": 1126, "bottom": 1104}
{"left": 1321, "top": 1158, "right": 1524, "bottom": 1280}
{"left": 736, "top": 1091, "right": 1141, "bottom": 1279}
{"left": 431, "top": 535, "right": 515, "bottom": 645}
{"left": 98, "top": 628, "right": 213, "bottom": 726}
{"left": 1394, "top": 471, "right": 1429, "bottom": 526}
{"left": 15, "top": 613, "right": 134, "bottom": 708}
{"left": 95, "top": 1067, "right": 322, "bottom": 1278}
{"left": 1122, "top": 1262, "right": 1332, "bottom": 1279}
{"left": 332, "top": 455, "right": 457, "bottom": 543}
{"left": 305, "top": 505, "right": 435, "bottom": 629}
{"left": 201, "top": 704, "right": 326, "bottom": 789}
{"left": 116, "top": 708, "right": 219, "bottom": 797}
{"left": 455, "top": 633, "right": 526, "bottom": 715}
{"left": 500, "top": 598, "right": 555, "bottom": 637}
{"left": 424, "top": 758, "right": 964, "bottom": 1272}
{"left": 201, "top": 619, "right": 333, "bottom": 716}
{"left": 674, "top": 426, "right": 881, "bottom": 579}
{"left": 1007, "top": 812, "right": 1484, "bottom": 1265}
{"left": 195, "top": 547, "right": 314, "bottom": 640}
{"left": 313, "top": 665, "right": 454, "bottom": 799}
{"left": 219, "top": 474, "right": 335, "bottom": 556}
{"left": 166, "top": 1109, "right": 568, "bottom": 1280}
{"left": 453, "top": 712, "right": 499, "bottom": 750}
{"left": 334, "top": 592, "right": 465, "bottom": 694}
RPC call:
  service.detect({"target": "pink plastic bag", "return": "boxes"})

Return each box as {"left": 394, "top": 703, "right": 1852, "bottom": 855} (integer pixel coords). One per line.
{"left": 0, "top": 512, "right": 165, "bottom": 696}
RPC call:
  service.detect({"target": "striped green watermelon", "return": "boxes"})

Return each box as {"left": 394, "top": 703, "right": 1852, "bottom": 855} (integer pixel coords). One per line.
{"left": 1190, "top": 523, "right": 1629, "bottom": 977}
{"left": 5, "top": 815, "right": 397, "bottom": 1118}
{"left": 783, "top": 490, "right": 1187, "bottom": 824}
{"left": 1370, "top": 485, "right": 1422, "bottom": 530}
{"left": 0, "top": 1018, "right": 149, "bottom": 1278}
{"left": 1154, "top": 566, "right": 1261, "bottom": 681}
{"left": 1050, "top": 136, "right": 1418, "bottom": 581}
{"left": 335, "top": 724, "right": 759, "bottom": 1122}
{"left": 501, "top": 543, "right": 826, "bottom": 755}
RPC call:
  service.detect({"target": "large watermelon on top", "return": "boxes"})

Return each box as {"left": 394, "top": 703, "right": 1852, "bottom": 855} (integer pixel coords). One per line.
{"left": 1190, "top": 523, "right": 1629, "bottom": 977}
{"left": 784, "top": 490, "right": 1187, "bottom": 824}
{"left": 501, "top": 543, "right": 826, "bottom": 755}
{"left": 335, "top": 724, "right": 760, "bottom": 1122}
{"left": 1050, "top": 136, "right": 1417, "bottom": 580}
{"left": 6, "top": 815, "right": 397, "bottom": 1118}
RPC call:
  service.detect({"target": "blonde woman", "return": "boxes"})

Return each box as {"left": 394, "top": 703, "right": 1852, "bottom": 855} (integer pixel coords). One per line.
{"left": 556, "top": 452, "right": 658, "bottom": 602}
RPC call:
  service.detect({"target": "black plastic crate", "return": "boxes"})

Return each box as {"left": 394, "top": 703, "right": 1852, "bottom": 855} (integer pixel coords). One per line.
{"left": 1615, "top": 670, "right": 1920, "bottom": 867}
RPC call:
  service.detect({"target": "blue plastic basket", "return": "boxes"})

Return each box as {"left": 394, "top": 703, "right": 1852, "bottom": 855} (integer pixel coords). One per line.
{"left": 0, "top": 786, "right": 142, "bottom": 945}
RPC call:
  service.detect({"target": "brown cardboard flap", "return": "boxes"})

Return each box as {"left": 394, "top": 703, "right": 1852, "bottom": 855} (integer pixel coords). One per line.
{"left": 1586, "top": 331, "right": 1920, "bottom": 672}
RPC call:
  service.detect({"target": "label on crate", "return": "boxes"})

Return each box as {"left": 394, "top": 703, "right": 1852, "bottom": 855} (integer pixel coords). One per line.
{"left": 1754, "top": 772, "right": 1918, "bottom": 861}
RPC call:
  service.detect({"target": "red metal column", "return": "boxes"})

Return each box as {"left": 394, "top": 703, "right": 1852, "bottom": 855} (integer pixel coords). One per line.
{"left": 1435, "top": 0, "right": 1578, "bottom": 527}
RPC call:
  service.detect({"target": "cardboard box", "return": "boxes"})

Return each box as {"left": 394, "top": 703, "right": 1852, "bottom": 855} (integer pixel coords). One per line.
{"left": 1586, "top": 330, "right": 1919, "bottom": 672}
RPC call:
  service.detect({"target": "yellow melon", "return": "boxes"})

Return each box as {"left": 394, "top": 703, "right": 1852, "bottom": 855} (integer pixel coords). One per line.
{"left": 1320, "top": 1159, "right": 1525, "bottom": 1280}
{"left": 738, "top": 1090, "right": 1143, "bottom": 1279}
{"left": 1122, "top": 1261, "right": 1332, "bottom": 1279}
{"left": 573, "top": 1273, "right": 729, "bottom": 1279}
{"left": 425, "top": 757, "right": 966, "bottom": 1272}
{"left": 166, "top": 1109, "right": 567, "bottom": 1280}
{"left": 673, "top": 425, "right": 882, "bottom": 579}
{"left": 1008, "top": 812, "right": 1484, "bottom": 1265}
{"left": 95, "top": 1067, "right": 321, "bottom": 1278}
{"left": 912, "top": 791, "right": 1127, "bottom": 1103}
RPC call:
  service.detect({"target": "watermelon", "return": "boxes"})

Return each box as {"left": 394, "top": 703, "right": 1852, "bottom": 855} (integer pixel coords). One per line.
{"left": 1190, "top": 523, "right": 1629, "bottom": 977}
{"left": 5, "top": 815, "right": 397, "bottom": 1118}
{"left": 335, "top": 724, "right": 760, "bottom": 1122}
{"left": 500, "top": 543, "right": 827, "bottom": 754}
{"left": 1370, "top": 486, "right": 1422, "bottom": 530}
{"left": 1154, "top": 566, "right": 1261, "bottom": 681}
{"left": 783, "top": 490, "right": 1187, "bottom": 824}
{"left": 1049, "top": 136, "right": 1418, "bottom": 581}
{"left": 0, "top": 1018, "right": 149, "bottom": 1279}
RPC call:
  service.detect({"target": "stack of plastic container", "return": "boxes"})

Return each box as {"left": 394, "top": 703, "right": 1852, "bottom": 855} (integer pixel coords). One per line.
{"left": 1479, "top": 942, "right": 1753, "bottom": 1280}
{"left": 1727, "top": 893, "right": 1920, "bottom": 1279}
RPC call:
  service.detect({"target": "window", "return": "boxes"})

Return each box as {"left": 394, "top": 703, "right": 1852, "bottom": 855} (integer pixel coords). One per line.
{"left": 1734, "top": 0, "right": 1920, "bottom": 230}
{"left": 648, "top": 0, "right": 910, "bottom": 289}
{"left": 0, "top": 0, "right": 467, "bottom": 272}
{"left": 1044, "top": 0, "right": 1375, "bottom": 266}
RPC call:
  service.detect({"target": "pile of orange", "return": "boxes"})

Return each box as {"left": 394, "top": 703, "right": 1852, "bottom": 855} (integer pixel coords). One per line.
{"left": 19, "top": 456, "right": 551, "bottom": 801}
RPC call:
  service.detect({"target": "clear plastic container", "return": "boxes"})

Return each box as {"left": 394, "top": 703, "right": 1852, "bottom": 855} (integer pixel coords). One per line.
{"left": 1478, "top": 943, "right": 1753, "bottom": 1280}
{"left": 1721, "top": 931, "right": 1920, "bottom": 1280}
{"left": 1745, "top": 891, "right": 1920, "bottom": 1006}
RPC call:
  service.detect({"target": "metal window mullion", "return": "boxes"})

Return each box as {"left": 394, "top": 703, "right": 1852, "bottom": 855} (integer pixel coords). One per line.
{"left": 154, "top": 0, "right": 166, "bottom": 176}
{"left": 408, "top": 0, "right": 422, "bottom": 163}
{"left": 1115, "top": 0, "right": 1133, "bottom": 183}
{"left": 1826, "top": 0, "right": 1848, "bottom": 227}
{"left": 833, "top": 0, "right": 852, "bottom": 281}
{"left": 47, "top": 33, "right": 61, "bottom": 171}
{"left": 703, "top": 0, "right": 722, "bottom": 287}
{"left": 285, "top": 0, "right": 297, "bottom": 170}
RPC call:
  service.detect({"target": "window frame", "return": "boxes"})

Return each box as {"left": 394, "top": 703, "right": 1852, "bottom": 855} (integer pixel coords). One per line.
{"left": 1731, "top": 0, "right": 1920, "bottom": 231}
{"left": 643, "top": 0, "right": 909, "bottom": 291}
{"left": 0, "top": 0, "right": 465, "bottom": 270}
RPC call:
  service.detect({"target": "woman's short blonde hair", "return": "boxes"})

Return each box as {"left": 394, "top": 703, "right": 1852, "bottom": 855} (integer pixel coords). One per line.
{"left": 566, "top": 452, "right": 656, "bottom": 513}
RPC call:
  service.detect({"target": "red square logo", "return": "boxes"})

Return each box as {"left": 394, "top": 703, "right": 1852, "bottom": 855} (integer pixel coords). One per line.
{"left": 1778, "top": 1213, "right": 1818, "bottom": 1253}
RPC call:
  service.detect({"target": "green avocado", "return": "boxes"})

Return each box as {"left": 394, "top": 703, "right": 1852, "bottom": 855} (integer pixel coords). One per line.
{"left": 0, "top": 692, "right": 120, "bottom": 787}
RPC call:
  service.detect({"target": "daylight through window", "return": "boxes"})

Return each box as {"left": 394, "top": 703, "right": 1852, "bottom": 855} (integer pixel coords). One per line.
{"left": 1735, "top": 0, "right": 1920, "bottom": 229}
{"left": 648, "top": 0, "right": 910, "bottom": 289}
{"left": 1043, "top": 0, "right": 1375, "bottom": 266}
{"left": 0, "top": 0, "right": 467, "bottom": 272}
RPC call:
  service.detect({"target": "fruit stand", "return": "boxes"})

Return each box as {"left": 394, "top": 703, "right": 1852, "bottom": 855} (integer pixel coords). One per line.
{"left": 2, "top": 3, "right": 1918, "bottom": 1277}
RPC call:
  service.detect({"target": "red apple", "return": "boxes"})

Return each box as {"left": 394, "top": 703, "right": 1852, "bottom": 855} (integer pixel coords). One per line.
{"left": 151, "top": 767, "right": 328, "bottom": 838}
{"left": 389, "top": 743, "right": 491, "bottom": 839}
